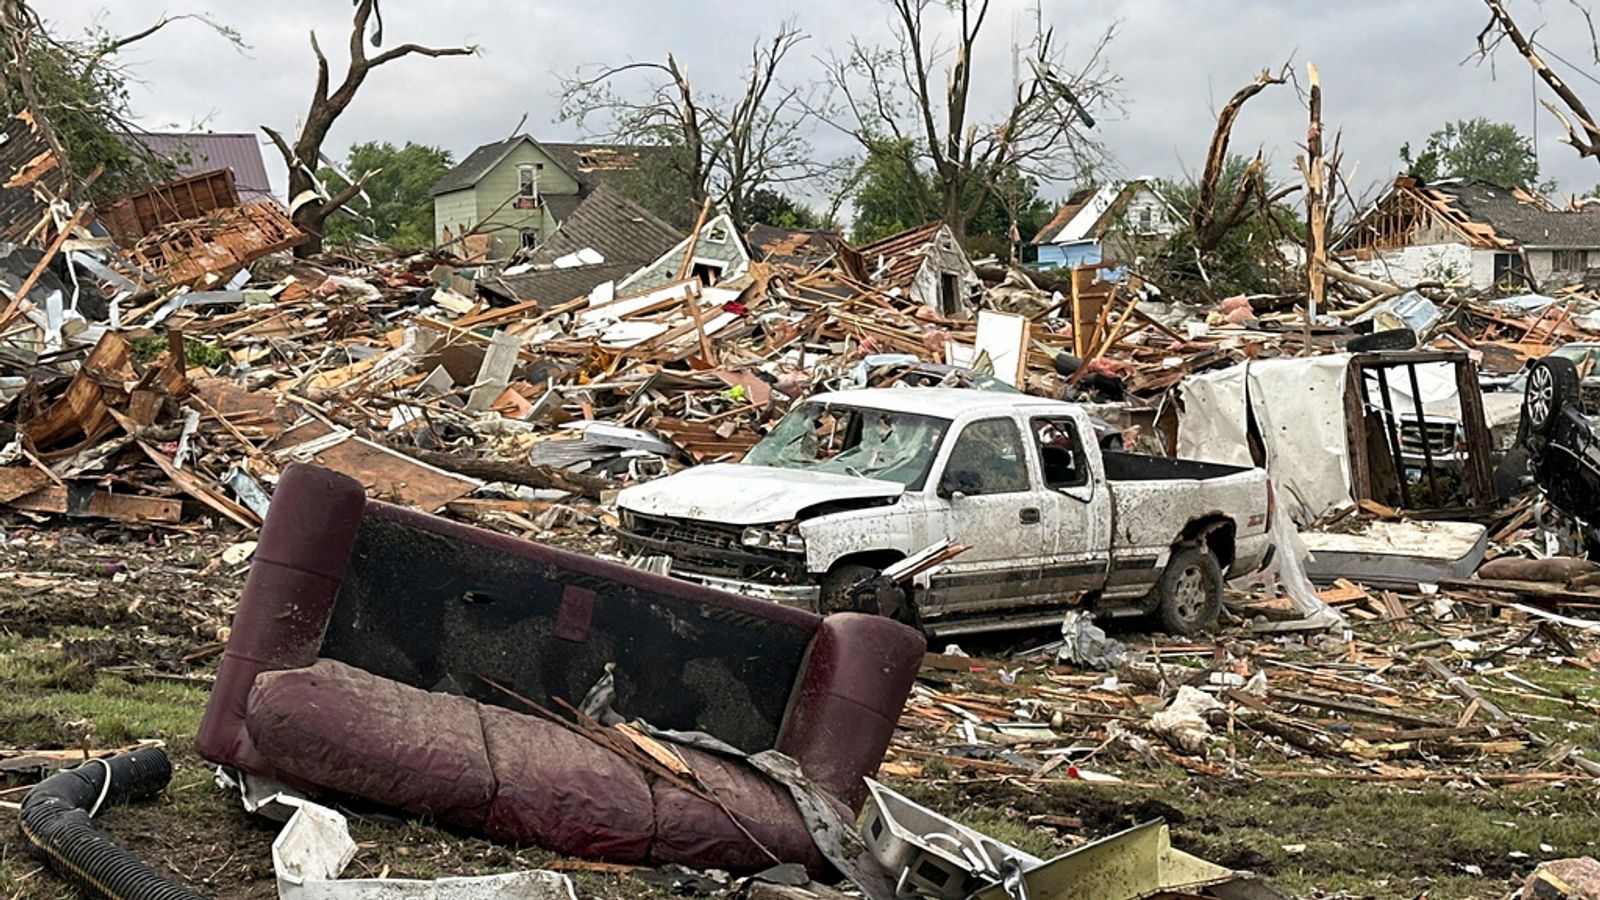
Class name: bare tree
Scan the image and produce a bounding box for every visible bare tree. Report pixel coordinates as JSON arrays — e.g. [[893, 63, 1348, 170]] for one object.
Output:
[[559, 22, 818, 230], [821, 0, 1119, 242], [1476, 0, 1600, 162], [264, 0, 474, 256], [1191, 67, 1293, 252]]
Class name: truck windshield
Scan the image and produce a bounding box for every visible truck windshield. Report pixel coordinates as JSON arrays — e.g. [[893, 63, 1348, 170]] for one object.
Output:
[[744, 403, 950, 489]]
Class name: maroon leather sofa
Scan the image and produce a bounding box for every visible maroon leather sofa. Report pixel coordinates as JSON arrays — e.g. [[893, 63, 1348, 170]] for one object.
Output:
[[196, 463, 925, 872]]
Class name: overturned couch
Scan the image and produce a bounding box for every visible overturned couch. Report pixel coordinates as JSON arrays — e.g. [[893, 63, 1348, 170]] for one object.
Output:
[[196, 463, 925, 873]]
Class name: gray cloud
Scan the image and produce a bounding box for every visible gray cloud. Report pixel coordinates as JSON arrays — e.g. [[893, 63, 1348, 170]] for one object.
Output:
[[45, 0, 1600, 208]]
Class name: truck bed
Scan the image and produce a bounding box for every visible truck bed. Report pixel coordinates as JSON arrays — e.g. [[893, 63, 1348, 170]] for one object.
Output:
[[1102, 450, 1253, 482]]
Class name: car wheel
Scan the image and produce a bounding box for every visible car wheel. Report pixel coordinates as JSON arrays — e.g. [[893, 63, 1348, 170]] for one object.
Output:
[[1524, 357, 1580, 435], [820, 562, 914, 623], [1154, 546, 1223, 636]]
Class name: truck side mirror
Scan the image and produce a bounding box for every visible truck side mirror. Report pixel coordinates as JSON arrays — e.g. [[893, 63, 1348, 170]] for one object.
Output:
[[938, 469, 980, 499]]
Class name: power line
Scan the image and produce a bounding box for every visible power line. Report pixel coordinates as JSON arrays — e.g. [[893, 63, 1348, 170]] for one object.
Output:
[[1530, 38, 1600, 90]]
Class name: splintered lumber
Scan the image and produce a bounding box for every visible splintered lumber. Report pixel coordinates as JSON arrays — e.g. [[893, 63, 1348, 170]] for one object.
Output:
[[1266, 690, 1442, 727], [6, 484, 183, 525], [1421, 656, 1512, 724]]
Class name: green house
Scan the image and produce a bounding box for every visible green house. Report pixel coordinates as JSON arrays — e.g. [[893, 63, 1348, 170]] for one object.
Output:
[[430, 135, 651, 260]]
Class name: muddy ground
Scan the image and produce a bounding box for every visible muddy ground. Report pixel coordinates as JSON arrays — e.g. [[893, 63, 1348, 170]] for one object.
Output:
[[1, 522, 1596, 900]]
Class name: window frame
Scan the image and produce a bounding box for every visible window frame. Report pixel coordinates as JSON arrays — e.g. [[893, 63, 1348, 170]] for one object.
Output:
[[940, 416, 1033, 496], [1030, 415, 1090, 489]]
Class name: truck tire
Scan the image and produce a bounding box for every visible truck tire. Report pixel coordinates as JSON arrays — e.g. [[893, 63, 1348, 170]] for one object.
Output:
[[1153, 546, 1223, 636], [1524, 357, 1580, 435], [820, 562, 913, 623], [1346, 327, 1417, 353]]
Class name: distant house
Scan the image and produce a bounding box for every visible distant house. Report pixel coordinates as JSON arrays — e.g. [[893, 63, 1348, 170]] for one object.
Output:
[[477, 184, 683, 307], [429, 135, 656, 261], [1032, 180, 1178, 270], [858, 221, 979, 318], [1342, 176, 1600, 290], [620, 212, 752, 293], [126, 133, 275, 203]]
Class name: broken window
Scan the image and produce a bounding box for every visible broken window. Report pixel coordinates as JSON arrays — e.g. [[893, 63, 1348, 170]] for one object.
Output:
[[944, 418, 1030, 495], [520, 230, 540, 252], [744, 403, 949, 489], [691, 261, 724, 286], [1554, 249, 1588, 272], [706, 224, 729, 244], [1032, 417, 1088, 488], [517, 164, 541, 208]]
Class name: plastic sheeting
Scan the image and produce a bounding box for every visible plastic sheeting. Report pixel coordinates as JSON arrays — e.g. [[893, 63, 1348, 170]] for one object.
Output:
[[1177, 355, 1353, 525]]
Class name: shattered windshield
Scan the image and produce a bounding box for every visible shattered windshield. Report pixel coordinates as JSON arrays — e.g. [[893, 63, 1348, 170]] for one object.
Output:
[[744, 403, 950, 489]]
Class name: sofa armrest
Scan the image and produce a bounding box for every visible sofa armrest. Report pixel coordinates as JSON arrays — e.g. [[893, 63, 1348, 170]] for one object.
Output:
[[776, 613, 925, 811], [195, 463, 367, 775]]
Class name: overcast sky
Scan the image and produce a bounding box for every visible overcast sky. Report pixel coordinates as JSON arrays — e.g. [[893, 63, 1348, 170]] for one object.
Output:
[[47, 0, 1600, 211]]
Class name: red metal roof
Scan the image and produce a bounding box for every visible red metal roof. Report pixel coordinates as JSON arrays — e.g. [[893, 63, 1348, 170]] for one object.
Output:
[[128, 133, 275, 202]]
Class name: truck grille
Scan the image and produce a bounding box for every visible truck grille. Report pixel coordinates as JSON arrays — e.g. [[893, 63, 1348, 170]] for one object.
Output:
[[1399, 418, 1458, 455], [617, 514, 804, 583]]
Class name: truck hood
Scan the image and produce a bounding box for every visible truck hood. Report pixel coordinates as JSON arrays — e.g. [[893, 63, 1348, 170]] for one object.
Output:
[[617, 463, 904, 526]]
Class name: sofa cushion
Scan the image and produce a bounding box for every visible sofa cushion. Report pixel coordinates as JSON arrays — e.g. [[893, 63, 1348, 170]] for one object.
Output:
[[649, 745, 836, 875], [246, 659, 495, 830], [479, 704, 656, 861]]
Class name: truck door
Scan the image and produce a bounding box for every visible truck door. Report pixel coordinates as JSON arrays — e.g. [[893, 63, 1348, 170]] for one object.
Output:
[[1029, 415, 1114, 596], [922, 416, 1055, 615]]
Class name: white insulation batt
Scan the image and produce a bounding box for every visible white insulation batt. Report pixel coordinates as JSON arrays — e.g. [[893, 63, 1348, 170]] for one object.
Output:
[[1177, 354, 1354, 525]]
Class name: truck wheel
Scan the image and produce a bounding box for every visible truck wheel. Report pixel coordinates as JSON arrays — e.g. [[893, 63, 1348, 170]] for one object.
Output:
[[1154, 546, 1222, 636], [820, 563, 912, 623], [1524, 357, 1580, 435]]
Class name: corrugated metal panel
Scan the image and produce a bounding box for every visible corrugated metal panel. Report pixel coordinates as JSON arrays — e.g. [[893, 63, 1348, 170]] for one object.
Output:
[[128, 133, 275, 202], [0, 110, 67, 245]]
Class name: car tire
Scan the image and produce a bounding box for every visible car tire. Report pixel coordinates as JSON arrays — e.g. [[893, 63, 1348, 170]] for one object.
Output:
[[820, 562, 913, 623], [1524, 357, 1580, 435], [1347, 327, 1418, 353], [1154, 546, 1223, 636]]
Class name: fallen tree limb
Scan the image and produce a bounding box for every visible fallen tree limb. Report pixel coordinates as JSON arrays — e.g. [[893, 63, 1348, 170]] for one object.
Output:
[[384, 445, 615, 501]]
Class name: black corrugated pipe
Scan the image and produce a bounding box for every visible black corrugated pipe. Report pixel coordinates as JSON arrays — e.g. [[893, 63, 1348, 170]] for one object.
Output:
[[18, 747, 207, 900]]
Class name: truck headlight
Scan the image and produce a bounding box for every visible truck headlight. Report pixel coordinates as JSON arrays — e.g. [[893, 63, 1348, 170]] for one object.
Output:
[[741, 527, 806, 553]]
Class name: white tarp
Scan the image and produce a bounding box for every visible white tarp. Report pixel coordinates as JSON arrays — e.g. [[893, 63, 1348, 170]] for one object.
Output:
[[1177, 354, 1353, 525]]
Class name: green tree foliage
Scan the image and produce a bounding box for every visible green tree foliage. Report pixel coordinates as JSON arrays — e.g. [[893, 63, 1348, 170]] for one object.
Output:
[[1143, 155, 1298, 299], [316, 141, 452, 249], [0, 6, 243, 199], [743, 189, 819, 230], [848, 141, 1050, 257], [1400, 118, 1546, 190]]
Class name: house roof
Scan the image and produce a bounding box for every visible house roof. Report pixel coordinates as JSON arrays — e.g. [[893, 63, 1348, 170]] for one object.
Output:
[[746, 224, 844, 268], [126, 133, 274, 201], [479, 262, 644, 307], [1345, 176, 1600, 252], [857, 221, 950, 288], [1428, 181, 1600, 250], [1032, 181, 1172, 246], [528, 183, 682, 267], [429, 135, 660, 197], [480, 184, 683, 306]]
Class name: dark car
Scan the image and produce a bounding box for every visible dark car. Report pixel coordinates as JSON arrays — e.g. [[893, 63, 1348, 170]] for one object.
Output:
[[1520, 355, 1600, 557]]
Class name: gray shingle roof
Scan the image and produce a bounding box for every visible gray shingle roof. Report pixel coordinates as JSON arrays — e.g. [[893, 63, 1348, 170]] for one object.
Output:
[[1434, 181, 1600, 250], [528, 183, 682, 267], [479, 262, 645, 307]]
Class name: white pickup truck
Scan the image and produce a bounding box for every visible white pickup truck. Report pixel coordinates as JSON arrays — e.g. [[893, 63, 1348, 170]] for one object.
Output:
[[616, 388, 1275, 636]]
